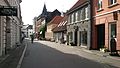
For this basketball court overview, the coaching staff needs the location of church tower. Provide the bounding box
[41,3,47,17]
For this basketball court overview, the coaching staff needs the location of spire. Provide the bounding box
[41,3,47,17]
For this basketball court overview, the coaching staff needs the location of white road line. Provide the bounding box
[16,42,28,68]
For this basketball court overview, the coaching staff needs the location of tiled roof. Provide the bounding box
[52,15,68,32]
[47,16,63,25]
[68,0,88,13]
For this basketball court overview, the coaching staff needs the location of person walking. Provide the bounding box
[30,34,34,43]
[21,32,26,43]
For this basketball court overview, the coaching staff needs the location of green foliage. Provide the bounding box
[39,25,46,38]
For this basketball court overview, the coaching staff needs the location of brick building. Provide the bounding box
[92,0,120,51]
[34,4,61,39]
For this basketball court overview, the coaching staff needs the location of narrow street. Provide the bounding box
[20,39,118,68]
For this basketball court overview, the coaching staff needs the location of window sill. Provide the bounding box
[85,18,89,21]
[108,3,119,8]
[97,8,104,12]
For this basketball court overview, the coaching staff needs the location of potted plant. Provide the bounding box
[100,46,108,53]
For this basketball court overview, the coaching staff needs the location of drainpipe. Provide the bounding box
[87,0,92,50]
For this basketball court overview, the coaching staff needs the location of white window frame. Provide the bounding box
[81,8,85,20]
[98,0,102,10]
[72,13,74,23]
[69,15,72,24]
[75,11,78,22]
[77,10,81,21]
[109,0,117,5]
[85,7,89,20]
[80,9,83,21]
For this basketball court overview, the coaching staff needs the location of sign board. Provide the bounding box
[0,6,17,16]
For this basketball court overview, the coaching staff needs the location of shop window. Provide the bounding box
[110,23,116,38]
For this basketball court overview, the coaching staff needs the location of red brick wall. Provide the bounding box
[92,19,97,49]
[92,0,120,50]
[117,12,120,50]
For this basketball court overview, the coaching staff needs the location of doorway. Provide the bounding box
[97,24,105,49]
[74,30,77,46]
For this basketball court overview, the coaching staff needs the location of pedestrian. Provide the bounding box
[30,34,34,43]
[21,32,26,43]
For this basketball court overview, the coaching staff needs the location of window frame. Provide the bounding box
[71,13,74,23]
[85,6,89,20]
[109,0,117,5]
[81,8,85,20]
[97,0,103,10]
[69,14,72,24]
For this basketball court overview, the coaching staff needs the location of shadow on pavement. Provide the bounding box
[0,41,25,68]
[21,40,119,68]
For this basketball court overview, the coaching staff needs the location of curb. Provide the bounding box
[16,42,28,68]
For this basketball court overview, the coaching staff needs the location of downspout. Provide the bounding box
[87,0,92,49]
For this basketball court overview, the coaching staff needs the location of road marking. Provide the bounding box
[16,42,28,68]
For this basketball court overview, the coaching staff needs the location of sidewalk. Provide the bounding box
[37,40,120,68]
[0,41,26,68]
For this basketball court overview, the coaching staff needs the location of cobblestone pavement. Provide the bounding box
[0,40,26,68]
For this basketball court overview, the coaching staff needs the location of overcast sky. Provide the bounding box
[20,0,78,25]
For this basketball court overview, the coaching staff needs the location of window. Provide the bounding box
[110,23,116,38]
[109,0,117,5]
[81,8,85,20]
[85,7,89,19]
[70,32,73,42]
[75,11,78,22]
[78,9,81,21]
[72,13,74,23]
[69,15,72,24]
[98,0,102,10]
[73,13,76,22]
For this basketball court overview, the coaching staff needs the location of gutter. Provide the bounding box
[88,0,92,50]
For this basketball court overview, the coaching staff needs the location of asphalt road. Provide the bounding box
[20,40,118,68]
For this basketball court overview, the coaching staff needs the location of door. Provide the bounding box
[97,24,105,49]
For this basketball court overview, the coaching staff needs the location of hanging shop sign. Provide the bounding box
[0,6,17,16]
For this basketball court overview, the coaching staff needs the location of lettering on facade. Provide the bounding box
[0,6,17,16]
